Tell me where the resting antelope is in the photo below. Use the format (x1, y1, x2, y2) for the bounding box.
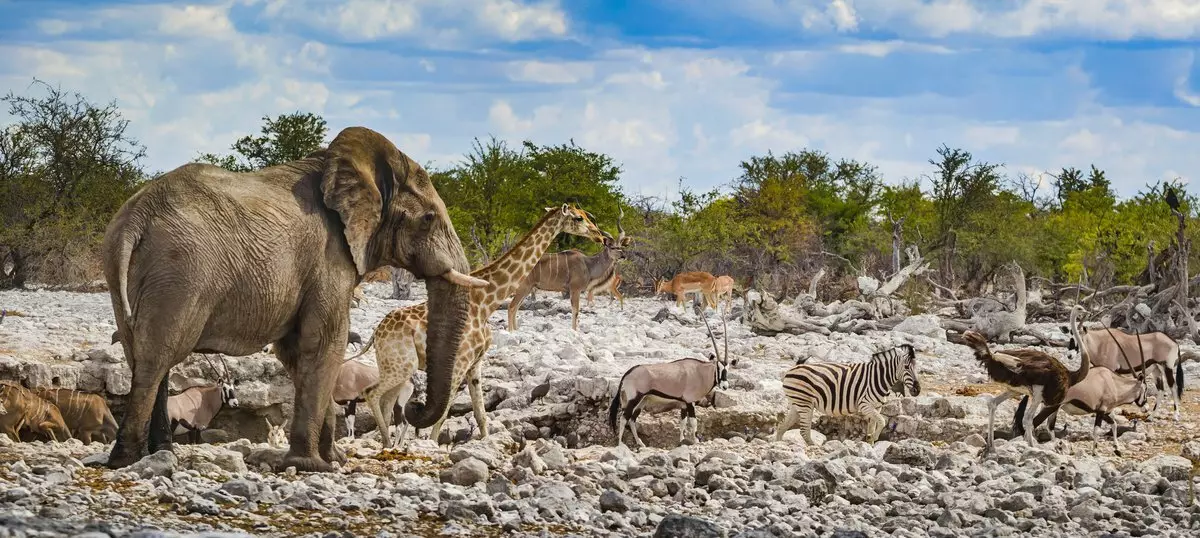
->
(265, 416, 288, 448)
(963, 308, 1089, 453)
(33, 388, 118, 444)
(508, 206, 631, 332)
(608, 305, 735, 448)
(168, 355, 239, 444)
(0, 382, 71, 442)
(656, 271, 718, 312)
(1072, 322, 1183, 421)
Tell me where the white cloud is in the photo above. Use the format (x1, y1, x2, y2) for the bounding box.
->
(730, 0, 1200, 40)
(488, 100, 534, 132)
(5, 2, 1200, 202)
(963, 125, 1021, 149)
(835, 40, 957, 57)
(506, 60, 593, 84)
(158, 4, 236, 37)
(252, 0, 569, 46)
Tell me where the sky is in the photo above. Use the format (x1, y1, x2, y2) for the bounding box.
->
(2, 0, 1200, 202)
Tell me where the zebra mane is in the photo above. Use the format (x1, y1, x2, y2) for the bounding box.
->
(870, 344, 915, 364)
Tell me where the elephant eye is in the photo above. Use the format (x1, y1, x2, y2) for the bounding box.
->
(422, 212, 436, 223)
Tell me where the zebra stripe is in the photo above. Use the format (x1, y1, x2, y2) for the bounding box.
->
(774, 344, 919, 444)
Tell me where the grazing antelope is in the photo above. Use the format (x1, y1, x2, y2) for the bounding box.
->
(33, 388, 118, 444)
(508, 206, 631, 332)
(0, 382, 71, 442)
(656, 271, 718, 312)
(1072, 323, 1183, 421)
(963, 317, 1089, 453)
(608, 305, 735, 448)
(168, 355, 239, 444)
(334, 358, 380, 439)
(773, 343, 920, 446)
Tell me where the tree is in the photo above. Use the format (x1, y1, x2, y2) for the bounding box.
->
(197, 111, 328, 172)
(432, 137, 625, 265)
(0, 80, 146, 288)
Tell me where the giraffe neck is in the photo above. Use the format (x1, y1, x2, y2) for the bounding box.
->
(471, 210, 569, 314)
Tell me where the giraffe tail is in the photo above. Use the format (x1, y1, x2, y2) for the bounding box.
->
(344, 331, 376, 362)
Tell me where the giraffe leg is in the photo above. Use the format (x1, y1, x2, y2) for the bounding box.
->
(364, 382, 393, 449)
(467, 361, 488, 439)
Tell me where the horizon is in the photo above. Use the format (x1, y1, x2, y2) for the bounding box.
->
(2, 0, 1200, 202)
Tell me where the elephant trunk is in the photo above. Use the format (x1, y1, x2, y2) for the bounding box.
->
(403, 274, 470, 429)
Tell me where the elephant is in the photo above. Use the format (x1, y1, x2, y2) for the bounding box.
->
(101, 126, 486, 472)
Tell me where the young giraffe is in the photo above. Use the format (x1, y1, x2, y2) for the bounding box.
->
(356, 204, 606, 448)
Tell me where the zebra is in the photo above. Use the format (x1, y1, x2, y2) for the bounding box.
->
(772, 344, 921, 446)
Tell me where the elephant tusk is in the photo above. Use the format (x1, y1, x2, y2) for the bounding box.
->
(443, 269, 489, 288)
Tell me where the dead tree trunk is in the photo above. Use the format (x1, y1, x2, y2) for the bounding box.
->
(1173, 207, 1189, 326)
(1147, 240, 1157, 286)
(888, 211, 906, 276)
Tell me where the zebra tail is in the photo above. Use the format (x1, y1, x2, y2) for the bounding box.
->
(1176, 359, 1185, 399)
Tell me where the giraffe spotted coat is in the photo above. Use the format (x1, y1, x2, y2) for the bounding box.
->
(356, 204, 606, 448)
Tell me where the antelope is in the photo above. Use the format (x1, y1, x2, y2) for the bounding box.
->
(0, 381, 71, 442)
(334, 358, 380, 439)
(586, 268, 624, 309)
(1013, 322, 1153, 455)
(656, 271, 718, 312)
(168, 355, 239, 444)
(710, 275, 737, 313)
(265, 416, 288, 448)
(1072, 322, 1183, 421)
(508, 206, 632, 332)
(963, 308, 1090, 453)
(33, 388, 118, 444)
(352, 284, 367, 308)
(608, 305, 736, 448)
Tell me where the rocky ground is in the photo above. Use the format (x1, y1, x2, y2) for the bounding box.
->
(2, 284, 1200, 537)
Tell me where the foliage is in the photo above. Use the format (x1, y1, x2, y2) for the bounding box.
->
(430, 137, 625, 266)
(197, 111, 328, 172)
(0, 80, 146, 288)
(3, 81, 1198, 297)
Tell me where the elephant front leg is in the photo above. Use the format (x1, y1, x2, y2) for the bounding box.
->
(466, 361, 488, 439)
(274, 330, 342, 473)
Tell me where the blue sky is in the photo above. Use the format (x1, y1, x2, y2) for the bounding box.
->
(2, 0, 1200, 201)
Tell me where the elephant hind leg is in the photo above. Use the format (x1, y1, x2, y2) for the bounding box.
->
(110, 317, 201, 468)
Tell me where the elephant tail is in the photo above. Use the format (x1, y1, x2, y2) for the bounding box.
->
(114, 218, 146, 323)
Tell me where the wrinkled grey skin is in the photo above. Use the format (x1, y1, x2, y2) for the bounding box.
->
(101, 126, 474, 472)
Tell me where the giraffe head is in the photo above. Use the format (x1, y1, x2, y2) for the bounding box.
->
(545, 203, 605, 243)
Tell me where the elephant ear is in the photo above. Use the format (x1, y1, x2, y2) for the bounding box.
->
(321, 127, 396, 275)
